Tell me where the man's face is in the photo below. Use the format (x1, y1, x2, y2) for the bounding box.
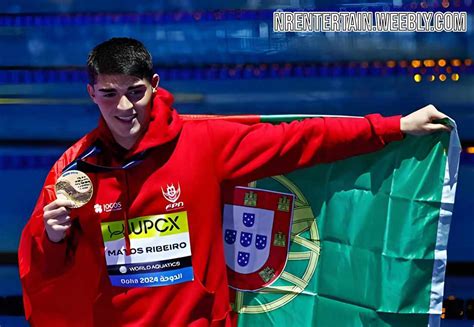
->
(87, 73, 159, 148)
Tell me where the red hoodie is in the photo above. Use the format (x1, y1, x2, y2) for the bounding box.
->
(18, 88, 403, 326)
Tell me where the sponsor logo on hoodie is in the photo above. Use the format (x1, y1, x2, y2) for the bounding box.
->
(95, 202, 122, 214)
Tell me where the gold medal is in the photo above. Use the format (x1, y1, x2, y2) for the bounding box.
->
(55, 170, 93, 208)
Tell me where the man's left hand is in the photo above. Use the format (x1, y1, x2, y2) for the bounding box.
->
(401, 104, 452, 136)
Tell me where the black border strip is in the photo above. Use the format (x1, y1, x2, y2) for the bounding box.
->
(107, 256, 192, 275)
(0, 253, 18, 265)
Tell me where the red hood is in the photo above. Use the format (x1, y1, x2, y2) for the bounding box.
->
(96, 87, 183, 159)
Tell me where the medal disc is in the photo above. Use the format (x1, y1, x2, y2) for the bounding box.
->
(55, 170, 93, 208)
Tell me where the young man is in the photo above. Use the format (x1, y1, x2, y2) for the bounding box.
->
(18, 38, 450, 327)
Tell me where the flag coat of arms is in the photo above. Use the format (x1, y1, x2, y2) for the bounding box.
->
(220, 115, 460, 327)
(223, 187, 294, 291)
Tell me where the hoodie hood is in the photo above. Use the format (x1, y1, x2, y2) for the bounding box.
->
(96, 87, 183, 159)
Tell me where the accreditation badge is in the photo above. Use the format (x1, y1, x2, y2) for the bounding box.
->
(55, 170, 93, 208)
(101, 211, 194, 288)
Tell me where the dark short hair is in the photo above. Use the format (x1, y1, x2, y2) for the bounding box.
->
(87, 37, 153, 84)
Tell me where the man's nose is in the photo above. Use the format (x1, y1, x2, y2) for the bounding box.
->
(117, 95, 133, 110)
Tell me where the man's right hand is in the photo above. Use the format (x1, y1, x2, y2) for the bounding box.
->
(43, 199, 75, 243)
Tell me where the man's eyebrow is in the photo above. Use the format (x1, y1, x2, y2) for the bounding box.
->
(128, 85, 146, 90)
(98, 88, 116, 92)
(97, 85, 145, 92)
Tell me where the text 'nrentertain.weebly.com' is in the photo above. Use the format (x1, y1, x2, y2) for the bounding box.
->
(273, 11, 467, 32)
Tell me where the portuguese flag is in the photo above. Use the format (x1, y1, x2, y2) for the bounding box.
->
(184, 114, 461, 327)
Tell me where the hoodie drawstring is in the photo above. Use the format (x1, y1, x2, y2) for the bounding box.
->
(124, 219, 131, 256)
(123, 170, 132, 256)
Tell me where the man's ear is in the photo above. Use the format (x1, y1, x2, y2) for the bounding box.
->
(151, 74, 160, 92)
(87, 84, 97, 103)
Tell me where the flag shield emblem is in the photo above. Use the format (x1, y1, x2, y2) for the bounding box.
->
(223, 187, 294, 291)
